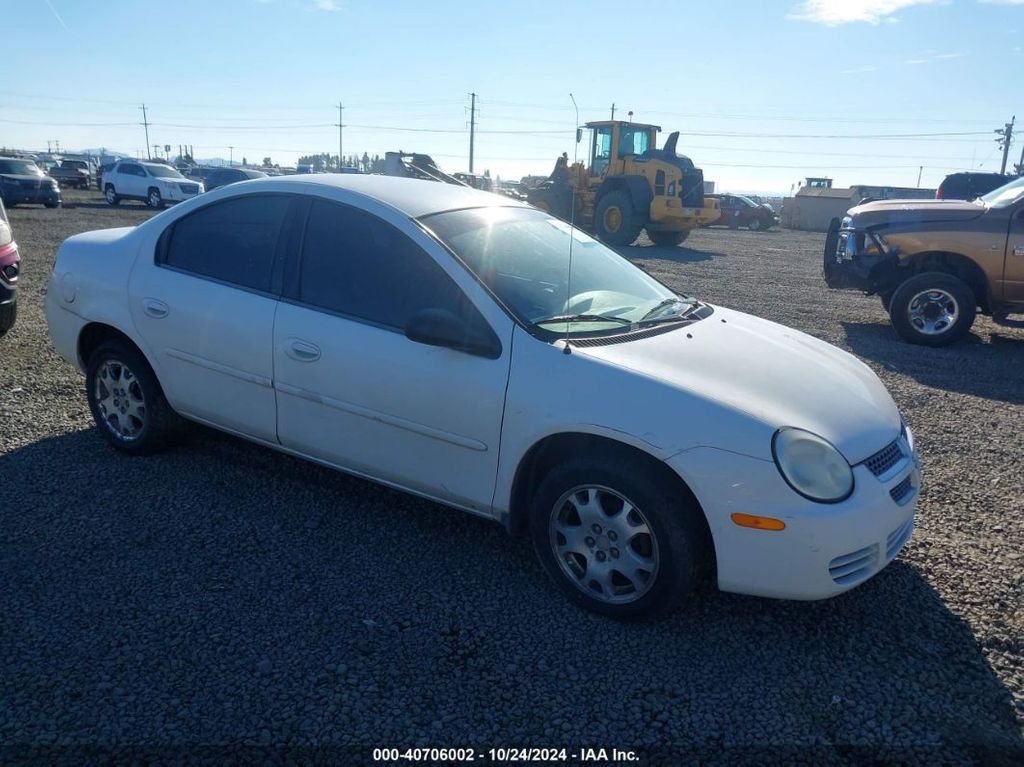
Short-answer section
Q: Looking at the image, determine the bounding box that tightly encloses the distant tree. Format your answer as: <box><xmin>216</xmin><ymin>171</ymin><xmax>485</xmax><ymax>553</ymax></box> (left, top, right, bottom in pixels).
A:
<box><xmin>262</xmin><ymin>157</ymin><xmax>273</xmax><ymax>168</ymax></box>
<box><xmin>361</xmin><ymin>152</ymin><xmax>370</xmax><ymax>173</ymax></box>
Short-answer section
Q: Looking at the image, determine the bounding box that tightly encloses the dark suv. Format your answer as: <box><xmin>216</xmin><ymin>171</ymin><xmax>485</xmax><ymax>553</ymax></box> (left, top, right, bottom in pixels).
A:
<box><xmin>0</xmin><ymin>157</ymin><xmax>62</xmax><ymax>208</ymax></box>
<box><xmin>0</xmin><ymin>199</ymin><xmax>20</xmax><ymax>336</ymax></box>
<box><xmin>936</xmin><ymin>172</ymin><xmax>1012</xmax><ymax>201</ymax></box>
<box><xmin>203</xmin><ymin>167</ymin><xmax>268</xmax><ymax>191</ymax></box>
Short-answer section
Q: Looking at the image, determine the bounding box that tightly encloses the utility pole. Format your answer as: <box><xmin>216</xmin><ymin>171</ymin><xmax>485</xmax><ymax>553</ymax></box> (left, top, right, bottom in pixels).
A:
<box><xmin>337</xmin><ymin>102</ymin><xmax>344</xmax><ymax>170</ymax></box>
<box><xmin>610</xmin><ymin>103</ymin><xmax>616</xmax><ymax>120</ymax></box>
<box><xmin>140</xmin><ymin>104</ymin><xmax>151</xmax><ymax>159</ymax></box>
<box><xmin>229</xmin><ymin>146</ymin><xmax>234</xmax><ymax>167</ymax></box>
<box><xmin>1016</xmin><ymin>141</ymin><xmax>1024</xmax><ymax>176</ymax></box>
<box><xmin>469</xmin><ymin>92</ymin><xmax>476</xmax><ymax>174</ymax></box>
<box><xmin>917</xmin><ymin>166</ymin><xmax>923</xmax><ymax>188</ymax></box>
<box><xmin>996</xmin><ymin>116</ymin><xmax>1014</xmax><ymax>175</ymax></box>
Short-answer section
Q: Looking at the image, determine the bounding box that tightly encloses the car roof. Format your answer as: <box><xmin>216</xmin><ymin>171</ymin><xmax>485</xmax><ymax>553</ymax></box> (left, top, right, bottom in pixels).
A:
<box><xmin>255</xmin><ymin>174</ymin><xmax>521</xmax><ymax>218</ymax></box>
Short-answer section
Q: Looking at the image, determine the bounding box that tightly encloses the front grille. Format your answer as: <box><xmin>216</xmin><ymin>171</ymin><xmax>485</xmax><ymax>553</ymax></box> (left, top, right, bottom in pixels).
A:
<box><xmin>864</xmin><ymin>440</ymin><xmax>903</xmax><ymax>477</ymax></box>
<box><xmin>178</xmin><ymin>183</ymin><xmax>200</xmax><ymax>194</ymax></box>
<box><xmin>828</xmin><ymin>544</ymin><xmax>879</xmax><ymax>585</ymax></box>
<box><xmin>886</xmin><ymin>517</ymin><xmax>913</xmax><ymax>560</ymax></box>
<box><xmin>679</xmin><ymin>169</ymin><xmax>704</xmax><ymax>208</ymax></box>
<box><xmin>889</xmin><ymin>475</ymin><xmax>915</xmax><ymax>505</ymax></box>
<box><xmin>18</xmin><ymin>180</ymin><xmax>41</xmax><ymax>189</ymax></box>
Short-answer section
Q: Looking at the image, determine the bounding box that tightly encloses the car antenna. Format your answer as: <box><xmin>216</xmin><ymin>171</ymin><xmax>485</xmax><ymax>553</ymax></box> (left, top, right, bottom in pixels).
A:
<box><xmin>563</xmin><ymin>93</ymin><xmax>581</xmax><ymax>356</ymax></box>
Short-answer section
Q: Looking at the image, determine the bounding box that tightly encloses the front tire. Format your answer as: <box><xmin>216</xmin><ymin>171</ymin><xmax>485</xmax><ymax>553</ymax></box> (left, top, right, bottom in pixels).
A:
<box><xmin>647</xmin><ymin>229</ymin><xmax>689</xmax><ymax>247</ymax></box>
<box><xmin>594</xmin><ymin>190</ymin><xmax>643</xmax><ymax>246</ymax></box>
<box><xmin>529</xmin><ymin>451</ymin><xmax>707</xmax><ymax>620</ymax></box>
<box><xmin>0</xmin><ymin>302</ymin><xmax>16</xmax><ymax>338</ymax></box>
<box><xmin>146</xmin><ymin>187</ymin><xmax>164</xmax><ymax>209</ymax></box>
<box><xmin>104</xmin><ymin>185</ymin><xmax>120</xmax><ymax>206</ymax></box>
<box><xmin>748</xmin><ymin>218</ymin><xmax>762</xmax><ymax>231</ymax></box>
<box><xmin>85</xmin><ymin>340</ymin><xmax>179</xmax><ymax>455</ymax></box>
<box><xmin>888</xmin><ymin>272</ymin><xmax>976</xmax><ymax>346</ymax></box>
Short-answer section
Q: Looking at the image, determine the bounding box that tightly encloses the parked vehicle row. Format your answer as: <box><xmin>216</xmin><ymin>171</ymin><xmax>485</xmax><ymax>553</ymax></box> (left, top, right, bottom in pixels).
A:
<box><xmin>0</xmin><ymin>157</ymin><xmax>62</xmax><ymax>208</ymax></box>
<box><xmin>45</xmin><ymin>175</ymin><xmax>920</xmax><ymax>619</ymax></box>
<box><xmin>102</xmin><ymin>160</ymin><xmax>204</xmax><ymax>209</ymax></box>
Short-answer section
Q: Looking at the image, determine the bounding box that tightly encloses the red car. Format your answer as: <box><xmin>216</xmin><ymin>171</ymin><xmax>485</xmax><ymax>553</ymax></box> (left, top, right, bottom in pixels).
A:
<box><xmin>706</xmin><ymin>193</ymin><xmax>778</xmax><ymax>231</ymax></box>
<box><xmin>0</xmin><ymin>198</ymin><xmax>19</xmax><ymax>336</ymax></box>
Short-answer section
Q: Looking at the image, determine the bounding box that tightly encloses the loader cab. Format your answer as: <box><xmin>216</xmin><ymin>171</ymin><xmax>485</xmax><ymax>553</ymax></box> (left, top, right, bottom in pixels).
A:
<box><xmin>586</xmin><ymin>121</ymin><xmax>659</xmax><ymax>178</ymax></box>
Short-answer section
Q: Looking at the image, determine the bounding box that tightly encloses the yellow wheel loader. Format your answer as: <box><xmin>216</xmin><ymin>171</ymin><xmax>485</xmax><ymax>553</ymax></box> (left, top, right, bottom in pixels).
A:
<box><xmin>527</xmin><ymin>120</ymin><xmax>720</xmax><ymax>246</ymax></box>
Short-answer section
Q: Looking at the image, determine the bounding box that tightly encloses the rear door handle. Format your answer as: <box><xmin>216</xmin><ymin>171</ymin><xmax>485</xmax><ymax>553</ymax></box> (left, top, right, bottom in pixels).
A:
<box><xmin>142</xmin><ymin>298</ymin><xmax>169</xmax><ymax>318</ymax></box>
<box><xmin>285</xmin><ymin>338</ymin><xmax>321</xmax><ymax>362</ymax></box>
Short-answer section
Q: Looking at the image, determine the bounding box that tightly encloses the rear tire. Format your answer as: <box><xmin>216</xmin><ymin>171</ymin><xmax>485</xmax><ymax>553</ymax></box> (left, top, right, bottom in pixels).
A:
<box><xmin>104</xmin><ymin>185</ymin><xmax>120</xmax><ymax>206</ymax></box>
<box><xmin>888</xmin><ymin>272</ymin><xmax>976</xmax><ymax>346</ymax></box>
<box><xmin>529</xmin><ymin>450</ymin><xmax>707</xmax><ymax>621</ymax></box>
<box><xmin>594</xmin><ymin>190</ymin><xmax>643</xmax><ymax>246</ymax></box>
<box><xmin>647</xmin><ymin>229</ymin><xmax>689</xmax><ymax>247</ymax></box>
<box><xmin>85</xmin><ymin>340</ymin><xmax>181</xmax><ymax>455</ymax></box>
<box><xmin>0</xmin><ymin>302</ymin><xmax>16</xmax><ymax>338</ymax></box>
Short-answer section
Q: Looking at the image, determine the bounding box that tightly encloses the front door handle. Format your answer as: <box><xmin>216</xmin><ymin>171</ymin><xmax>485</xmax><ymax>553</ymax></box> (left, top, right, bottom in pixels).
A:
<box><xmin>285</xmin><ymin>338</ymin><xmax>321</xmax><ymax>362</ymax></box>
<box><xmin>142</xmin><ymin>298</ymin><xmax>169</xmax><ymax>318</ymax></box>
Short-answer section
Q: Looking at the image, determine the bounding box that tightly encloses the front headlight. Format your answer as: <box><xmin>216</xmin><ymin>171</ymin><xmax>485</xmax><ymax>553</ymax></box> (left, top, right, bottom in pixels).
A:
<box><xmin>901</xmin><ymin>417</ymin><xmax>914</xmax><ymax>454</ymax></box>
<box><xmin>772</xmin><ymin>428</ymin><xmax>854</xmax><ymax>503</ymax></box>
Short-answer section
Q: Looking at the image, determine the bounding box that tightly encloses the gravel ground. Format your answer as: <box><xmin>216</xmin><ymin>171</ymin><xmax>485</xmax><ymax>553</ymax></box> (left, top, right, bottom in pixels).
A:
<box><xmin>1</xmin><ymin>189</ymin><xmax>1022</xmax><ymax>763</ymax></box>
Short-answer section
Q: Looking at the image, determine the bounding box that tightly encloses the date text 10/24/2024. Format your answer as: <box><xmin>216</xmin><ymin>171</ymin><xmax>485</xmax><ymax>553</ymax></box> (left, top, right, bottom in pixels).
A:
<box><xmin>372</xmin><ymin>747</ymin><xmax>639</xmax><ymax>762</ymax></box>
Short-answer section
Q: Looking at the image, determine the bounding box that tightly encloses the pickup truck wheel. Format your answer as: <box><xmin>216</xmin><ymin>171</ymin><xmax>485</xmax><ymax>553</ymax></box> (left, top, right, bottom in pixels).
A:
<box><xmin>529</xmin><ymin>452</ymin><xmax>706</xmax><ymax>621</ymax></box>
<box><xmin>85</xmin><ymin>340</ymin><xmax>179</xmax><ymax>455</ymax></box>
<box><xmin>595</xmin><ymin>191</ymin><xmax>643</xmax><ymax>246</ymax></box>
<box><xmin>146</xmin><ymin>188</ymin><xmax>164</xmax><ymax>209</ymax></box>
<box><xmin>44</xmin><ymin>201</ymin><xmax>60</xmax><ymax>209</ymax></box>
<box><xmin>104</xmin><ymin>185</ymin><xmax>120</xmax><ymax>206</ymax></box>
<box><xmin>647</xmin><ymin>229</ymin><xmax>689</xmax><ymax>247</ymax></box>
<box><xmin>748</xmin><ymin>218</ymin><xmax>762</xmax><ymax>231</ymax></box>
<box><xmin>889</xmin><ymin>272</ymin><xmax>976</xmax><ymax>346</ymax></box>
<box><xmin>0</xmin><ymin>301</ymin><xmax>16</xmax><ymax>338</ymax></box>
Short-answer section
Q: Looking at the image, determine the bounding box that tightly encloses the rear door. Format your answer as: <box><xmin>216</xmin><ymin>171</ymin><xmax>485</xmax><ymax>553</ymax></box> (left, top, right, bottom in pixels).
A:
<box><xmin>128</xmin><ymin>193</ymin><xmax>295</xmax><ymax>441</ymax></box>
<box><xmin>273</xmin><ymin>198</ymin><xmax>514</xmax><ymax>514</ymax></box>
<box><xmin>117</xmin><ymin>163</ymin><xmax>145</xmax><ymax>197</ymax></box>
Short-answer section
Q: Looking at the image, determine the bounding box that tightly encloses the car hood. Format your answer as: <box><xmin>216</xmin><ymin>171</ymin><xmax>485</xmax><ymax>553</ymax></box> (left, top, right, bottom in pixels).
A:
<box><xmin>849</xmin><ymin>198</ymin><xmax>984</xmax><ymax>227</ymax></box>
<box><xmin>2</xmin><ymin>174</ymin><xmax>54</xmax><ymax>183</ymax></box>
<box><xmin>578</xmin><ymin>305</ymin><xmax>900</xmax><ymax>463</ymax></box>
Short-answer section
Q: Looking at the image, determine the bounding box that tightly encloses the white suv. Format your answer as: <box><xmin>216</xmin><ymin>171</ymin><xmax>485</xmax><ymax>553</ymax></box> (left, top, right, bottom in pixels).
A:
<box><xmin>103</xmin><ymin>161</ymin><xmax>204</xmax><ymax>209</ymax></box>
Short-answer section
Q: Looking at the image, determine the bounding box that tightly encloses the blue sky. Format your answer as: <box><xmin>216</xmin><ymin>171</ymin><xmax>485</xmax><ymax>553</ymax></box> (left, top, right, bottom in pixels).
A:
<box><xmin>1</xmin><ymin>0</ymin><xmax>1021</xmax><ymax>192</ymax></box>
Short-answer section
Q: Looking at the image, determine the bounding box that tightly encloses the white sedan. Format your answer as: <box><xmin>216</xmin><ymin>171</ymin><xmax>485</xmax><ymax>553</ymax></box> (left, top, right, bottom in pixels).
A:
<box><xmin>45</xmin><ymin>175</ymin><xmax>920</xmax><ymax>620</ymax></box>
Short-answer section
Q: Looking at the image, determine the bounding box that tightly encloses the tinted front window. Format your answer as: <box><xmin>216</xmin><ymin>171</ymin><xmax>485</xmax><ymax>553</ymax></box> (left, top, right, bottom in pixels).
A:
<box><xmin>163</xmin><ymin>195</ymin><xmax>289</xmax><ymax>292</ymax></box>
<box><xmin>297</xmin><ymin>200</ymin><xmax>467</xmax><ymax>329</ymax></box>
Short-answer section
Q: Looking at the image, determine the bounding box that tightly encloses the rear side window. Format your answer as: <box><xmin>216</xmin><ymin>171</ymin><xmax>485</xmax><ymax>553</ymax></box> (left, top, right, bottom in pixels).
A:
<box><xmin>296</xmin><ymin>199</ymin><xmax>469</xmax><ymax>329</ymax></box>
<box><xmin>162</xmin><ymin>195</ymin><xmax>289</xmax><ymax>293</ymax></box>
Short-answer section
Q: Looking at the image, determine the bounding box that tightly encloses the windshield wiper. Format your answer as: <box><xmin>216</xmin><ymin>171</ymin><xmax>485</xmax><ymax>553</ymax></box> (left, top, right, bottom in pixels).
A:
<box><xmin>534</xmin><ymin>313</ymin><xmax>632</xmax><ymax>327</ymax></box>
<box><xmin>638</xmin><ymin>297</ymin><xmax>697</xmax><ymax>324</ymax></box>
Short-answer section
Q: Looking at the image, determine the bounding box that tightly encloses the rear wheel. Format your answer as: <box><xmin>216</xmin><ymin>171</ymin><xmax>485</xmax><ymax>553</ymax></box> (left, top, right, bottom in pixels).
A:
<box><xmin>85</xmin><ymin>340</ymin><xmax>180</xmax><ymax>454</ymax></box>
<box><xmin>529</xmin><ymin>451</ymin><xmax>707</xmax><ymax>620</ymax></box>
<box><xmin>104</xmin><ymin>185</ymin><xmax>120</xmax><ymax>206</ymax></box>
<box><xmin>594</xmin><ymin>190</ymin><xmax>643</xmax><ymax>246</ymax></box>
<box><xmin>0</xmin><ymin>302</ymin><xmax>16</xmax><ymax>337</ymax></box>
<box><xmin>888</xmin><ymin>272</ymin><xmax>976</xmax><ymax>346</ymax></box>
<box><xmin>647</xmin><ymin>229</ymin><xmax>689</xmax><ymax>247</ymax></box>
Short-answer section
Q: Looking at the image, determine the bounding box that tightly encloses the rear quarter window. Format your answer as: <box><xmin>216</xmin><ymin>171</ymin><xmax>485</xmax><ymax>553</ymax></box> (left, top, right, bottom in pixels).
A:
<box><xmin>160</xmin><ymin>195</ymin><xmax>290</xmax><ymax>293</ymax></box>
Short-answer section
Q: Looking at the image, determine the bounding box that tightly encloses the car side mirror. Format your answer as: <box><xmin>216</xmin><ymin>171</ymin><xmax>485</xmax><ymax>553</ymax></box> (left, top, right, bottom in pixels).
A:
<box><xmin>405</xmin><ymin>308</ymin><xmax>501</xmax><ymax>359</ymax></box>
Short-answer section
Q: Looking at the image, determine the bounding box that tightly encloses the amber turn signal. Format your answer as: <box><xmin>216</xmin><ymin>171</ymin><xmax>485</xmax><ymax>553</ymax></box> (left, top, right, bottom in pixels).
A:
<box><xmin>731</xmin><ymin>513</ymin><xmax>786</xmax><ymax>531</ymax></box>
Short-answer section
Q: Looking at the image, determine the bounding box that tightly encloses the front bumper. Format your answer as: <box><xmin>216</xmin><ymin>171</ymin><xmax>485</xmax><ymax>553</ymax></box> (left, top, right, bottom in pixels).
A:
<box><xmin>650</xmin><ymin>196</ymin><xmax>721</xmax><ymax>230</ymax></box>
<box><xmin>823</xmin><ymin>217</ymin><xmax>891</xmax><ymax>291</ymax></box>
<box><xmin>162</xmin><ymin>186</ymin><xmax>202</xmax><ymax>203</ymax></box>
<box><xmin>1</xmin><ymin>185</ymin><xmax>62</xmax><ymax>206</ymax></box>
<box><xmin>669</xmin><ymin>437</ymin><xmax>920</xmax><ymax>600</ymax></box>
<box><xmin>0</xmin><ymin>240</ymin><xmax>18</xmax><ymax>305</ymax></box>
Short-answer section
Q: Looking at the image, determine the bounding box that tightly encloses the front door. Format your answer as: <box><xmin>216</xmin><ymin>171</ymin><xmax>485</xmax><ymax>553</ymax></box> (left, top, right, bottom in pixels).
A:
<box><xmin>128</xmin><ymin>193</ymin><xmax>293</xmax><ymax>442</ymax></box>
<box><xmin>1003</xmin><ymin>204</ymin><xmax>1024</xmax><ymax>302</ymax></box>
<box><xmin>273</xmin><ymin>198</ymin><xmax>513</xmax><ymax>514</ymax></box>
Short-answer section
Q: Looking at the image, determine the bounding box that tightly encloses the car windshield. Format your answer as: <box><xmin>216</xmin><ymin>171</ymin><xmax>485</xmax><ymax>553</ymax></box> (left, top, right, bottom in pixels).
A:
<box><xmin>144</xmin><ymin>163</ymin><xmax>185</xmax><ymax>179</ymax></box>
<box><xmin>0</xmin><ymin>159</ymin><xmax>43</xmax><ymax>176</ymax></box>
<box><xmin>978</xmin><ymin>176</ymin><xmax>1024</xmax><ymax>208</ymax></box>
<box><xmin>422</xmin><ymin>207</ymin><xmax>690</xmax><ymax>335</ymax></box>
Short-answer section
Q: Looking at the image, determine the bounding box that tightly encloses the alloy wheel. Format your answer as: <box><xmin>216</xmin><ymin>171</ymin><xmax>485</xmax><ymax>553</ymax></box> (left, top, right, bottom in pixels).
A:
<box><xmin>549</xmin><ymin>485</ymin><xmax>659</xmax><ymax>604</ymax></box>
<box><xmin>94</xmin><ymin>359</ymin><xmax>146</xmax><ymax>440</ymax></box>
<box><xmin>907</xmin><ymin>288</ymin><xmax>959</xmax><ymax>335</ymax></box>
